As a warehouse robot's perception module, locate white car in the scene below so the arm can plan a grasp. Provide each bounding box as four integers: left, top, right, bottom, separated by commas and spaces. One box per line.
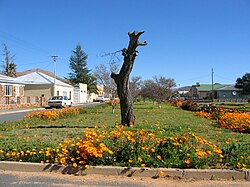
47, 96, 73, 108
96, 96, 105, 102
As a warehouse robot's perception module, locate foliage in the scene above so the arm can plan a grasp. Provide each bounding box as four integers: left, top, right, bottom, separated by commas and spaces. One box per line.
67, 44, 97, 93
0, 102, 249, 170
195, 111, 213, 119
179, 100, 199, 111
218, 112, 250, 133
235, 73, 250, 95
170, 100, 250, 134
1, 44, 17, 77
0, 125, 249, 170
24, 107, 86, 121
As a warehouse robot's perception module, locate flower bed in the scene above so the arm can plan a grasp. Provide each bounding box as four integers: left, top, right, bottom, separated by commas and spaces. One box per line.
218, 112, 250, 133
169, 100, 250, 134
0, 125, 249, 169
24, 107, 86, 121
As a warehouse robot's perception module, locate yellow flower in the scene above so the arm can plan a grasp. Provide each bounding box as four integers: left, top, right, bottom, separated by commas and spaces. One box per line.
151, 148, 155, 152
157, 155, 162, 160
85, 165, 90, 169
128, 159, 133, 163
159, 170, 164, 177
141, 164, 146, 167
237, 162, 241, 168
73, 163, 78, 168
138, 157, 143, 162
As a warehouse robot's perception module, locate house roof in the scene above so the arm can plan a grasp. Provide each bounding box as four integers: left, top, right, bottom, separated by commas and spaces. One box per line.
216, 84, 241, 91
196, 84, 230, 91
176, 86, 191, 91
0, 74, 15, 83
15, 71, 73, 87
16, 68, 69, 84
0, 74, 24, 85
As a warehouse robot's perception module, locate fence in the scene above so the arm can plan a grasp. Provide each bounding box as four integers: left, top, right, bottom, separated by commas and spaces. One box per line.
213, 99, 248, 103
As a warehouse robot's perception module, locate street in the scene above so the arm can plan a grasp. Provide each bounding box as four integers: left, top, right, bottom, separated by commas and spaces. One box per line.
0, 102, 103, 123
0, 170, 249, 187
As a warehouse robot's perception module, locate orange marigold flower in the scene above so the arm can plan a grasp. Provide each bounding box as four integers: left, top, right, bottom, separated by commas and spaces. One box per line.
185, 158, 191, 164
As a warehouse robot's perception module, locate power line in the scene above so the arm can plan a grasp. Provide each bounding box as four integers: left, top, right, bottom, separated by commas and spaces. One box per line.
0, 30, 52, 55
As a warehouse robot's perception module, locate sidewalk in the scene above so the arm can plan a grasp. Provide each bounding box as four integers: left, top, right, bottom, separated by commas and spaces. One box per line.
0, 107, 45, 115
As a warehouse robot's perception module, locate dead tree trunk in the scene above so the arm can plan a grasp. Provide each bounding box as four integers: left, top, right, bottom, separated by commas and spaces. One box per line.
111, 31, 147, 126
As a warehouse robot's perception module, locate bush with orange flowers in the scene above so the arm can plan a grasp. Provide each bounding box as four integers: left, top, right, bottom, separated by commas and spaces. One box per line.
24, 107, 86, 121
218, 112, 250, 133
0, 124, 249, 169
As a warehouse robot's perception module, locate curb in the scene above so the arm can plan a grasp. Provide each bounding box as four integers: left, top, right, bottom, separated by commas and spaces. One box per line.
0, 108, 45, 115
0, 161, 249, 180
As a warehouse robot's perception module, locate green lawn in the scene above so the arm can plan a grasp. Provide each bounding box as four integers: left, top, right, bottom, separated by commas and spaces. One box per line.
0, 101, 249, 149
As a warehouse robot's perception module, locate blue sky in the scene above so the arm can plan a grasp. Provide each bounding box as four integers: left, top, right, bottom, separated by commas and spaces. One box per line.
0, 0, 250, 87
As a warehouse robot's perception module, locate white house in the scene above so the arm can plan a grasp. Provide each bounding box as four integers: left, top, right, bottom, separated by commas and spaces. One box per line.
15, 69, 74, 100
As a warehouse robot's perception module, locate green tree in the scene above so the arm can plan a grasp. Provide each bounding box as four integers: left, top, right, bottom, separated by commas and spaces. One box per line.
67, 44, 97, 93
235, 73, 250, 95
2, 44, 17, 77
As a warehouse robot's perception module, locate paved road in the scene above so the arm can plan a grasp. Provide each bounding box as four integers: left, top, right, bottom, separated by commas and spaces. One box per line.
0, 170, 249, 187
0, 102, 103, 123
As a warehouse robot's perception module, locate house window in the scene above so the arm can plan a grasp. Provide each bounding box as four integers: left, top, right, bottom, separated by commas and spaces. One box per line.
4, 85, 12, 96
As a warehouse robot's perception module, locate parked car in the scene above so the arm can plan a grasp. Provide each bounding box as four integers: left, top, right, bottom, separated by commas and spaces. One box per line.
96, 96, 111, 102
96, 96, 105, 102
47, 96, 73, 108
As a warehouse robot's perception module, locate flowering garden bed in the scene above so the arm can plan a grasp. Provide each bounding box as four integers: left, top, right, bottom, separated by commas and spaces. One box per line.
0, 103, 249, 170
169, 100, 250, 133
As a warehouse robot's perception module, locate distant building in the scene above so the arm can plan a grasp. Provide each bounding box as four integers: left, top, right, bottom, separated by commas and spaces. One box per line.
189, 83, 246, 101
0, 74, 25, 105
73, 83, 88, 103
16, 69, 74, 100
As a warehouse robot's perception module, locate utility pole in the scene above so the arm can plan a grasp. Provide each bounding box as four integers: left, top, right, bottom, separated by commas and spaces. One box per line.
211, 68, 214, 102
51, 55, 58, 96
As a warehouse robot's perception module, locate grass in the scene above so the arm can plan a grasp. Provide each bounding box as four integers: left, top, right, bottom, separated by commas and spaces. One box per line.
0, 102, 249, 148
0, 101, 249, 169
216, 102, 250, 111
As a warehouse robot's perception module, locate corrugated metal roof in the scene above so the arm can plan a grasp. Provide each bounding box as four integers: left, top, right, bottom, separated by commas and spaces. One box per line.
0, 74, 24, 85
15, 71, 73, 87
196, 84, 230, 91
0, 74, 15, 83
216, 84, 241, 91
